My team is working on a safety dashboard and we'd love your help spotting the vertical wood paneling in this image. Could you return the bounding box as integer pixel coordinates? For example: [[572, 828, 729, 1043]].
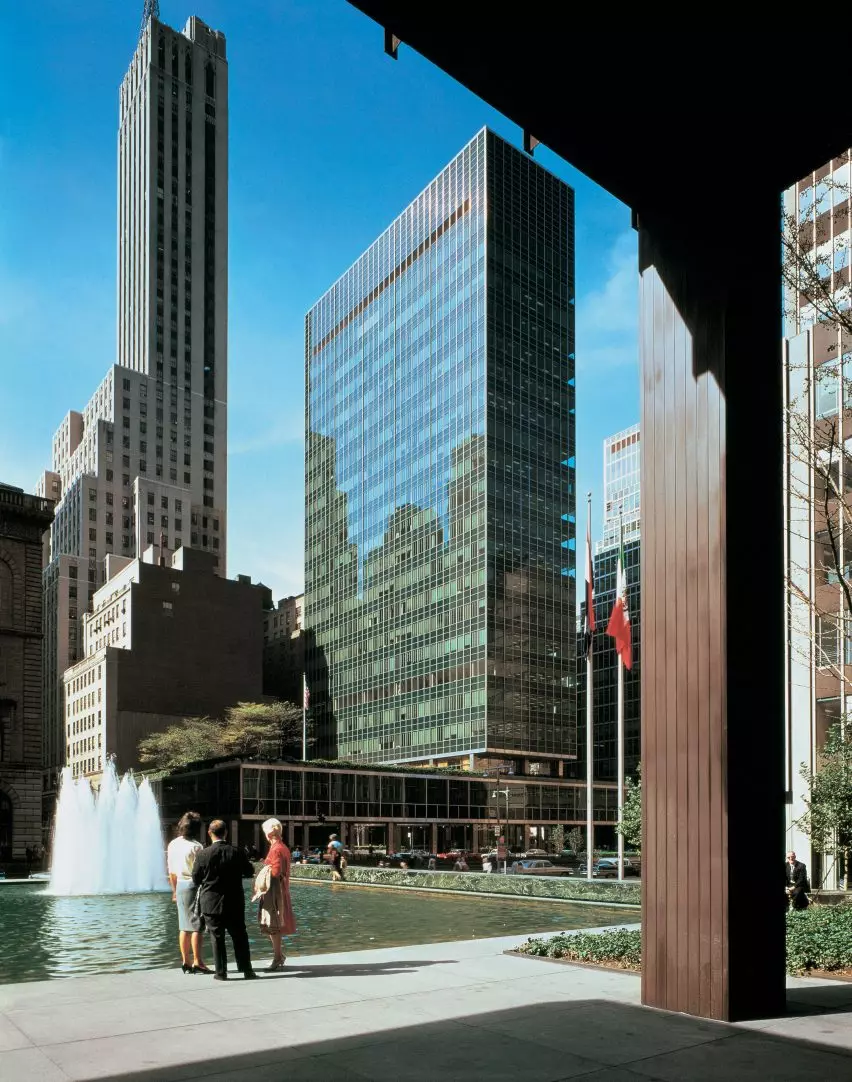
[[640, 211, 786, 1021]]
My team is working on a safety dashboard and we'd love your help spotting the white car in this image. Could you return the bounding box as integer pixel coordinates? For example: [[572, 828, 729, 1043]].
[[522, 848, 549, 858], [509, 859, 566, 877]]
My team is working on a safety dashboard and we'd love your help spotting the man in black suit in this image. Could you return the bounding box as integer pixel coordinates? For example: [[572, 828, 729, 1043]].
[[785, 851, 810, 911], [192, 820, 257, 980]]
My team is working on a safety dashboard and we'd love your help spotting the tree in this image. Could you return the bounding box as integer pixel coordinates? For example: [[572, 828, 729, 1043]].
[[138, 715, 222, 773], [616, 765, 642, 852], [221, 701, 302, 759], [797, 720, 852, 890], [565, 827, 585, 857], [137, 700, 302, 774]]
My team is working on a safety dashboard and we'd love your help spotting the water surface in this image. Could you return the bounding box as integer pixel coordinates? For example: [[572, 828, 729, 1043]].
[[0, 882, 631, 984]]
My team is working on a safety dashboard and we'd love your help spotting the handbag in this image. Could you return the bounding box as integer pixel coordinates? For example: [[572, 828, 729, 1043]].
[[252, 864, 272, 902]]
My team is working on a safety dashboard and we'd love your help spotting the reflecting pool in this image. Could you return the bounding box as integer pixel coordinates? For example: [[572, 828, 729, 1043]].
[[0, 882, 632, 984]]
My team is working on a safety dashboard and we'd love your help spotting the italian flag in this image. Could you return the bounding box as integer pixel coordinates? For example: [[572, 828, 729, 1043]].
[[606, 534, 632, 669]]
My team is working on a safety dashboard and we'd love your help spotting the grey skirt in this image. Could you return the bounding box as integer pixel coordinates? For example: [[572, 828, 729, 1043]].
[[175, 879, 204, 932]]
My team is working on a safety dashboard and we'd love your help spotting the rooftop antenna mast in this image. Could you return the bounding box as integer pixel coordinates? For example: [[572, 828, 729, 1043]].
[[140, 0, 160, 39]]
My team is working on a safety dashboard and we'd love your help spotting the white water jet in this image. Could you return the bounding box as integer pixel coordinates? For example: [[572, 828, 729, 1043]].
[[49, 760, 168, 896]]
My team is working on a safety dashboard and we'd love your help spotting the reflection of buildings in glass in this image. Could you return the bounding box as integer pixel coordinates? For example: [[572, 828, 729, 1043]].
[[598, 425, 640, 553], [305, 128, 575, 769]]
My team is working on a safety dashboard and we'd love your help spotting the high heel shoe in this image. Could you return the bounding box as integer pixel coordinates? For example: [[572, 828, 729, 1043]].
[[193, 964, 213, 974], [265, 960, 286, 972], [181, 963, 193, 974]]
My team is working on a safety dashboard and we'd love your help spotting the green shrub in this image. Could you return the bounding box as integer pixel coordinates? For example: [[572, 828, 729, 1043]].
[[290, 863, 641, 905], [785, 903, 852, 975], [517, 903, 852, 975], [518, 927, 641, 969]]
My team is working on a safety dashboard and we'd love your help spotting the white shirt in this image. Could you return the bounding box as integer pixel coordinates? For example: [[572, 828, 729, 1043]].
[[167, 836, 202, 879]]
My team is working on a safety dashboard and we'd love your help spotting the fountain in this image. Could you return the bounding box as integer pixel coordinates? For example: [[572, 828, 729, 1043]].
[[49, 759, 168, 895]]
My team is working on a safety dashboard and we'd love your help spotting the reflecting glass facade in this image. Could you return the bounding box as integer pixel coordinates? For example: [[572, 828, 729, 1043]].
[[599, 425, 640, 552], [574, 538, 641, 781], [157, 762, 619, 829], [305, 129, 575, 764]]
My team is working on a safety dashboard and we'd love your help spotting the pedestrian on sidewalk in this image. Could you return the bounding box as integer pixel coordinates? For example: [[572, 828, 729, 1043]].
[[253, 817, 297, 972], [192, 820, 257, 981]]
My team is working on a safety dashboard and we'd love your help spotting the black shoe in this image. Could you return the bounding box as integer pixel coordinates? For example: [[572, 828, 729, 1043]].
[[181, 963, 193, 974], [243, 970, 259, 980], [213, 973, 228, 981], [192, 964, 213, 974]]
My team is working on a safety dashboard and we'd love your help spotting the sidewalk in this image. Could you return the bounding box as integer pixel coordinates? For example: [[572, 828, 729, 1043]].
[[0, 928, 850, 1081]]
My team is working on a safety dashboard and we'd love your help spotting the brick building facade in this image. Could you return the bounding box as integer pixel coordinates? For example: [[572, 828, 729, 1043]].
[[0, 484, 53, 863]]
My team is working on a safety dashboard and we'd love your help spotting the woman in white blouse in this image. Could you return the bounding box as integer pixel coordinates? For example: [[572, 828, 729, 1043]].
[[166, 811, 211, 973]]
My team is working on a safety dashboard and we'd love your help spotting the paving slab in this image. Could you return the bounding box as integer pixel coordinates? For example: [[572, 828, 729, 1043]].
[[7, 990, 222, 1047], [0, 1013, 32, 1052], [0, 1046, 69, 1080], [626, 1030, 852, 1081], [0, 931, 851, 1081]]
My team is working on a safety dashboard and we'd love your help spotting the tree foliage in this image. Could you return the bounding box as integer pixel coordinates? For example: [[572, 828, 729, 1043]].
[[616, 765, 642, 852], [137, 700, 302, 774], [797, 720, 852, 890], [221, 701, 302, 759]]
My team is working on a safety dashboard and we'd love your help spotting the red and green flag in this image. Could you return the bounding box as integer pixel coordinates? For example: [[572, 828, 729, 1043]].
[[606, 531, 632, 670]]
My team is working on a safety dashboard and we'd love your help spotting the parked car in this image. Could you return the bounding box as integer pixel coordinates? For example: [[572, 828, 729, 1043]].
[[509, 859, 567, 877], [573, 861, 618, 879], [521, 848, 549, 858]]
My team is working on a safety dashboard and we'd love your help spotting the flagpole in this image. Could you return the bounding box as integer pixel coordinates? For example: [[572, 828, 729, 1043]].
[[302, 673, 307, 763], [586, 492, 594, 881], [617, 514, 625, 881]]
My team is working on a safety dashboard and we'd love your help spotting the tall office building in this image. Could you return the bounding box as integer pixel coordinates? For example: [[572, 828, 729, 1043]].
[[39, 14, 229, 794], [305, 129, 576, 772], [0, 485, 54, 860], [598, 424, 640, 553], [576, 426, 641, 787], [783, 152, 852, 885]]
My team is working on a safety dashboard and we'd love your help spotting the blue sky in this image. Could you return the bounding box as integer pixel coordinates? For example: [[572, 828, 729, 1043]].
[[0, 0, 639, 601]]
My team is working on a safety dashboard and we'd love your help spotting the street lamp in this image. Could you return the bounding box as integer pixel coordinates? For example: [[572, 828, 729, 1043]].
[[491, 788, 510, 873]]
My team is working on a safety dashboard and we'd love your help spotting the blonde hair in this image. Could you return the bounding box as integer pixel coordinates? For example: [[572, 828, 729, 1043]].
[[262, 817, 283, 838]]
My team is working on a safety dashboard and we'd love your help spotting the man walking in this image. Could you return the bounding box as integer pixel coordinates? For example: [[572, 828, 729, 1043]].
[[192, 820, 257, 980], [785, 850, 810, 911], [327, 833, 345, 881]]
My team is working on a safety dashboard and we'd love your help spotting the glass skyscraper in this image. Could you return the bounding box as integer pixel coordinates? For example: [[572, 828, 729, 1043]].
[[305, 129, 575, 769]]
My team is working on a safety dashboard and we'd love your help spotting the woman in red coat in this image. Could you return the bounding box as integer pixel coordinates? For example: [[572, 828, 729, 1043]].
[[256, 817, 297, 971]]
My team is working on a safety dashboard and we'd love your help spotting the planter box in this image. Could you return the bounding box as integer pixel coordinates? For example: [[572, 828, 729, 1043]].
[[503, 949, 640, 974], [289, 864, 641, 906]]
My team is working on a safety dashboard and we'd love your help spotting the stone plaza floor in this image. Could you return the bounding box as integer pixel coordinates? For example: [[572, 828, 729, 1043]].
[[0, 928, 851, 1080]]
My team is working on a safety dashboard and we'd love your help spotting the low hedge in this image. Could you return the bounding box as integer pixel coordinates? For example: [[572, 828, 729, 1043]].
[[786, 902, 852, 974], [290, 863, 641, 905], [516, 903, 852, 976], [518, 927, 641, 970]]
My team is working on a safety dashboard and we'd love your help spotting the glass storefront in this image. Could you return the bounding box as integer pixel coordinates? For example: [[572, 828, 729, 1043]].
[[157, 761, 617, 846]]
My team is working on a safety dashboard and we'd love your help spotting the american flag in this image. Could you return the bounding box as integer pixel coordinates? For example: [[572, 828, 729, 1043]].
[[303, 676, 310, 710]]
